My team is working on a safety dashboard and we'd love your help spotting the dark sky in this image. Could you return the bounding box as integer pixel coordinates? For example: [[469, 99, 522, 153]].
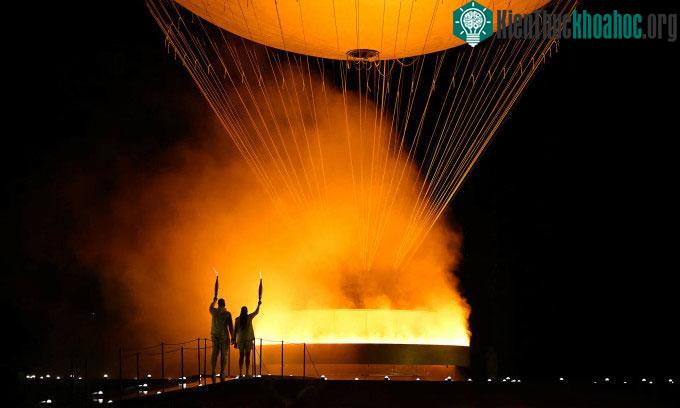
[[2, 0, 679, 379]]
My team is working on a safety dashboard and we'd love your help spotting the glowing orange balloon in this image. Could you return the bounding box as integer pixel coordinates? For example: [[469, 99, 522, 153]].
[[175, 0, 550, 60]]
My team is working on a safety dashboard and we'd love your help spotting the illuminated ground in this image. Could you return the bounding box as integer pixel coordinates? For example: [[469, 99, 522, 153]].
[[117, 378, 676, 408], [20, 376, 678, 407]]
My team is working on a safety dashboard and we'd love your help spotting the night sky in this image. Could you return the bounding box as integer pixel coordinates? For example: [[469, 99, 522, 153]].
[[2, 0, 678, 380]]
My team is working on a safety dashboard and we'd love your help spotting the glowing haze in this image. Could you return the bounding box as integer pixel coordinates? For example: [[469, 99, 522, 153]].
[[76, 59, 470, 347]]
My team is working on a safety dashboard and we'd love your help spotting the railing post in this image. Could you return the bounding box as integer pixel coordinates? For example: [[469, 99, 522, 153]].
[[259, 339, 262, 377], [69, 352, 75, 396], [303, 343, 306, 378], [280, 341, 284, 378], [196, 338, 201, 383], [161, 343, 165, 392], [203, 338, 207, 380], [180, 346, 185, 382], [250, 339, 255, 376], [84, 356, 89, 404], [118, 347, 123, 398], [135, 352, 140, 382], [69, 352, 75, 397]]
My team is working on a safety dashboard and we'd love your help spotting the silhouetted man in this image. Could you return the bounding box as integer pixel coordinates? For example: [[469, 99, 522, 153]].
[[209, 297, 233, 382]]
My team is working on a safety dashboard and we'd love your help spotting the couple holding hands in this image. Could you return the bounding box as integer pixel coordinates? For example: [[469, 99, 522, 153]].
[[209, 296, 261, 380]]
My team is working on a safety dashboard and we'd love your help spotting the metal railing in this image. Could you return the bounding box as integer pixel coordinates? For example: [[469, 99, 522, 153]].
[[115, 336, 321, 398]]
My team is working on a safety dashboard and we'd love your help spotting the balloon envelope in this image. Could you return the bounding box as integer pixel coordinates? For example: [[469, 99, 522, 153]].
[[175, 0, 550, 60]]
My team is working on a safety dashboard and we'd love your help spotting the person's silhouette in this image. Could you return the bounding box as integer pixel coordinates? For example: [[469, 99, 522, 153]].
[[233, 300, 261, 378], [209, 297, 233, 382]]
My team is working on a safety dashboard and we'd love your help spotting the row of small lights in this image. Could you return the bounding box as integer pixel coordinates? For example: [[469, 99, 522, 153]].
[[27, 372, 676, 385], [40, 398, 113, 405], [32, 373, 677, 404], [27, 372, 187, 380], [328, 375, 677, 384], [33, 371, 192, 404], [91, 390, 114, 404], [554, 376, 677, 385], [589, 377, 675, 385]]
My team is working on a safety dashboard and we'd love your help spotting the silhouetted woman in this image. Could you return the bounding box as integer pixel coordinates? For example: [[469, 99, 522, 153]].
[[233, 300, 260, 377]]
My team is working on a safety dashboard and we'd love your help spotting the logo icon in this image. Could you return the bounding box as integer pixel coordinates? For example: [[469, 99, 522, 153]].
[[453, 1, 493, 47]]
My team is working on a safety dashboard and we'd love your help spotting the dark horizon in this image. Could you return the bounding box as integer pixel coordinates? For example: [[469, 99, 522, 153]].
[[2, 0, 679, 382]]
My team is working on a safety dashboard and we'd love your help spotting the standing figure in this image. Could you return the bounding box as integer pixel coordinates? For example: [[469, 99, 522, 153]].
[[209, 297, 233, 382], [233, 300, 261, 378]]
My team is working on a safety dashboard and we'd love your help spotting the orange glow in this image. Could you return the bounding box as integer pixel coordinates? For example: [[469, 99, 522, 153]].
[[76, 59, 469, 348], [258, 309, 468, 345]]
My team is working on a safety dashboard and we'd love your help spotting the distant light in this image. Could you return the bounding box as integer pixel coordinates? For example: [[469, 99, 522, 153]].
[[97, 399, 103, 404], [320, 375, 327, 380], [517, 380, 522, 383], [445, 376, 452, 382], [502, 379, 507, 382], [559, 377, 564, 382], [416, 378, 421, 381], [487, 378, 492, 382], [40, 376, 44, 380], [46, 400, 52, 404], [604, 377, 610, 382], [624, 381, 628, 384], [147, 374, 152, 378], [143, 383, 148, 387], [354, 377, 359, 381], [157, 391, 162, 394], [384, 375, 390, 381], [107, 400, 113, 404], [256, 375, 262, 378], [467, 378, 473, 382], [649, 381, 654, 385], [103, 374, 109, 378], [642, 378, 647, 382], [78, 377, 83, 380], [511, 379, 516, 383], [143, 390, 149, 394], [56, 376, 61, 380], [668, 379, 674, 384], [46, 374, 51, 378]]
